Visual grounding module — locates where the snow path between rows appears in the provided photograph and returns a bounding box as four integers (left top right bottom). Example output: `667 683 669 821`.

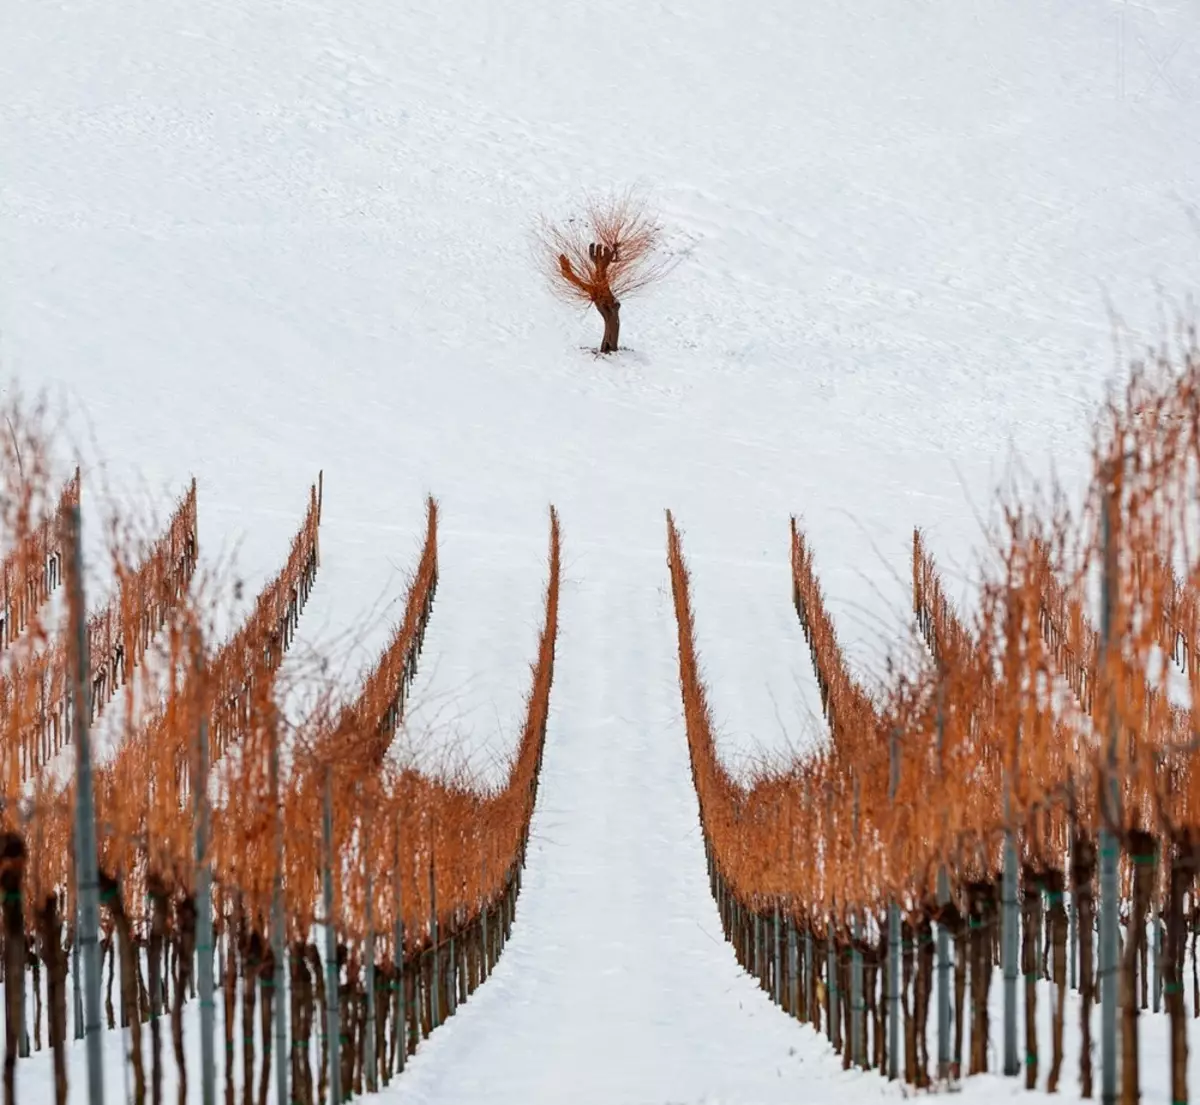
385 551 898 1105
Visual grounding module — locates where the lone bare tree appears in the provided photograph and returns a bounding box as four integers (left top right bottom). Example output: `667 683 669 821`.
538 191 671 354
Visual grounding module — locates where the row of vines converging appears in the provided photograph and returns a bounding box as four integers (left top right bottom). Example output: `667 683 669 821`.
669 336 1200 1103
0 392 562 1105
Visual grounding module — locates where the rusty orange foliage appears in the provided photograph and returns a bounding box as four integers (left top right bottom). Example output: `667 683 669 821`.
537 190 671 308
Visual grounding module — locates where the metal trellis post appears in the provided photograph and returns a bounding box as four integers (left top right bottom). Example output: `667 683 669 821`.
67 503 105 1105
1002 829 1020 1076
1099 473 1119 1105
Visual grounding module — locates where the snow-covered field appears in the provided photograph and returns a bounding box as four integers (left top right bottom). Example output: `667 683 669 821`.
4 0 1200 1099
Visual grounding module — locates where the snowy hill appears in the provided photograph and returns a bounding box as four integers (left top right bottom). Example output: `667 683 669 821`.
4 0 1200 1100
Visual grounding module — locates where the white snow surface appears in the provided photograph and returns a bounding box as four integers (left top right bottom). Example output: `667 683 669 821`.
4 0 1200 1099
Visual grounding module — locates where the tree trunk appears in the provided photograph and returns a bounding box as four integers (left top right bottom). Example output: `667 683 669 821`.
1022 866 1042 1090
1192 900 1199 1018
1191 896 1200 1018
136 939 150 1023
1122 830 1155 1105
104 929 116 1030
915 911 933 1088
1140 915 1149 1010
876 927 887 1073
968 881 992 1075
375 962 388 1088
865 948 880 1071
952 909 967 1080
307 944 327 1105
1046 870 1068 1092
174 895 196 1105
812 927 823 1034
596 298 621 354
1165 839 1195 1105
223 915 237 1105
103 871 146 1105
31 945 41 1052
291 944 314 1105
339 947 354 1101
148 876 169 1105
241 927 260 1105
902 923 916 1084
1075 831 1097 1098
840 937 851 1069
258 942 274 1105
0 833 25 1105
35 893 68 1105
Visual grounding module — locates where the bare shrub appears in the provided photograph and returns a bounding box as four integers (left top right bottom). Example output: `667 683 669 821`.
537 189 673 354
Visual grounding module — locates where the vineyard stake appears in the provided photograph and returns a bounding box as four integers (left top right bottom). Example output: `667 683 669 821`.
322 770 341 1105
1000 566 1020 1078
67 503 105 1105
1098 469 1119 1105
270 714 288 1105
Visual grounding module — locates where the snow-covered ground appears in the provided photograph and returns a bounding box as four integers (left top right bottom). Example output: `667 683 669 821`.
5 0 1200 1099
